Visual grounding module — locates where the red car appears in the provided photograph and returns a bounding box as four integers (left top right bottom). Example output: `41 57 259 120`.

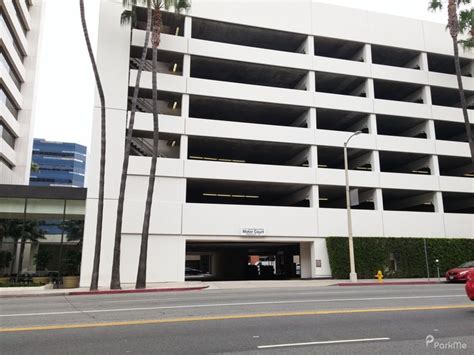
446 261 474 282
466 270 474 301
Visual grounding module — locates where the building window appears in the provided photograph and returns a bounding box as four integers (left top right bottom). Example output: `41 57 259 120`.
0 10 24 60
0 123 16 148
0 49 22 89
0 156 13 169
0 86 19 118
12 1 28 35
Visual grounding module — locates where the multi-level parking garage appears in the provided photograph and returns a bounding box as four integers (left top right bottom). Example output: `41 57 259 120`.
81 1 474 286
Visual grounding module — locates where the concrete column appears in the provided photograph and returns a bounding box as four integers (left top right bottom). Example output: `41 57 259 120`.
426 119 436 140
308 145 318 167
306 35 315 56
300 241 316 278
366 79 375 99
181 94 190 118
433 191 444 213
363 44 372 63
184 16 192 38
371 150 381 172
420 52 429 71
423 85 432 106
183 54 191 78
300 239 332 278
180 135 188 159
368 114 378 134
309 185 319 208
374 188 384 211
308 71 316 93
308 107 317 128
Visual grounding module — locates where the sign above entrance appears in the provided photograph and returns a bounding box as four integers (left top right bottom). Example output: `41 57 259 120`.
241 227 265 236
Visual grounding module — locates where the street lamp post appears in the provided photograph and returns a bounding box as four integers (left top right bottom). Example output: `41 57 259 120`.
344 131 362 282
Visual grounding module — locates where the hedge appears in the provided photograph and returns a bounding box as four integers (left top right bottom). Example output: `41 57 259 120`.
326 237 474 279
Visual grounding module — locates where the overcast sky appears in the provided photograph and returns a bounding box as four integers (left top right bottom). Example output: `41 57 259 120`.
33 0 448 148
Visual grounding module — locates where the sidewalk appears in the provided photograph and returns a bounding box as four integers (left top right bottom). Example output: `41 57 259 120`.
0 278 446 298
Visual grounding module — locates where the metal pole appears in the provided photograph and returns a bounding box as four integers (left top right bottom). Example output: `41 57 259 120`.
344 131 361 283
344 144 357 282
423 238 430 281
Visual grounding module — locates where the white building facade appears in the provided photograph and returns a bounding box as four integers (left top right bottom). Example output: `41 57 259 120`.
0 0 43 185
81 0 474 287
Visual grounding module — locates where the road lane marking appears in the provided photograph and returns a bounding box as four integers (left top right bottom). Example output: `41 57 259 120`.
0 294 466 318
258 337 391 349
1 304 473 333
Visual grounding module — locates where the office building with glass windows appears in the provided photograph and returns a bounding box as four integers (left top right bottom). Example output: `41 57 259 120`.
81 0 474 287
0 0 43 185
30 138 87 187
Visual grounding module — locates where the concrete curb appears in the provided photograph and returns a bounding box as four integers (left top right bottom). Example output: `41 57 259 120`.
0 285 209 298
335 281 442 286
68 285 209 296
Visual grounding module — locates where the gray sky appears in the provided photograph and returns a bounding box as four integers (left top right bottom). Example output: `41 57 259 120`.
33 0 447 148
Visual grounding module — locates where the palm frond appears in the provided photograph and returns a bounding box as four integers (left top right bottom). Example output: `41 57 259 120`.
120 9 133 25
428 0 443 11
458 8 473 33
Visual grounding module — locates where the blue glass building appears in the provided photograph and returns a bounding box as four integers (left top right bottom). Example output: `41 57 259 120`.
30 139 87 187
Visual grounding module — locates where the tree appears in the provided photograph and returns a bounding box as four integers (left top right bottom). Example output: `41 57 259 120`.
79 0 107 290
110 0 153 290
136 0 190 289
429 0 474 161
0 219 45 276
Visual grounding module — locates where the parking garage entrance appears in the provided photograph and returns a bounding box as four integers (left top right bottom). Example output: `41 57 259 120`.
185 242 301 281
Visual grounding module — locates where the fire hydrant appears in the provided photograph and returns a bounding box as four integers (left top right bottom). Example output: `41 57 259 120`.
376 270 384 283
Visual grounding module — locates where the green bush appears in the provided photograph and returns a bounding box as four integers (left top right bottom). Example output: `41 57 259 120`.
326 237 474 279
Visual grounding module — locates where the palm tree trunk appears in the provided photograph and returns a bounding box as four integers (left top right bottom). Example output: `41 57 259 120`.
16 237 26 276
447 0 474 162
111 0 153 290
451 38 474 161
10 239 18 275
136 8 161 289
80 0 107 290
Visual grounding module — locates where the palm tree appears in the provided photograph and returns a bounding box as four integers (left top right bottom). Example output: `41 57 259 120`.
136 0 190 289
429 0 474 161
109 0 153 290
0 219 45 276
79 0 107 290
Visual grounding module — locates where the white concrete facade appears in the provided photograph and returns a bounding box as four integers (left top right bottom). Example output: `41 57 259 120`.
0 0 43 185
81 0 474 287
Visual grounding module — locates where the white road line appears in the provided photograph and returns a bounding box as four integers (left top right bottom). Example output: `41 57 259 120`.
0 294 465 318
258 337 391 349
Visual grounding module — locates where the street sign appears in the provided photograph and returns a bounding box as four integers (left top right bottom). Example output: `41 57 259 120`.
241 227 265 236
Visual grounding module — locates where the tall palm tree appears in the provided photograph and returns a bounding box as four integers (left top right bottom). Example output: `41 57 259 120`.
110 0 153 290
136 0 190 289
79 0 107 290
0 219 44 276
429 0 474 161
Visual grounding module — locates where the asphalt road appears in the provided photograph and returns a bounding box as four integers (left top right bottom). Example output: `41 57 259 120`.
1 283 473 354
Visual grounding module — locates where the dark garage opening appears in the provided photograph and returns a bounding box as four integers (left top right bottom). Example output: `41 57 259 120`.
186 242 301 281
